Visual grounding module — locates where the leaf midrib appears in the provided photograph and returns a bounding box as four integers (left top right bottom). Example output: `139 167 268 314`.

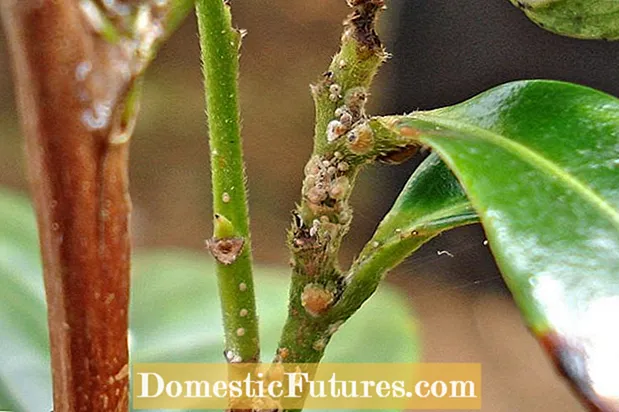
411 201 476 229
376 200 476 252
413 113 619 229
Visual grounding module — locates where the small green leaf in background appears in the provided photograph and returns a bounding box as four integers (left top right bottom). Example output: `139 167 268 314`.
509 0 619 40
364 152 477 264
381 79 619 408
341 153 478 306
0 189 419 412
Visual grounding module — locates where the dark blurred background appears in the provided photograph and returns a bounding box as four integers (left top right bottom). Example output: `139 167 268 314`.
2 1 619 410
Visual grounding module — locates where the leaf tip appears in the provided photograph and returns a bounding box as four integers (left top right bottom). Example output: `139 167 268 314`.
538 331 619 411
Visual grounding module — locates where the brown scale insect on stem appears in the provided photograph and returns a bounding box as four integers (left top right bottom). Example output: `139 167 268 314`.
206 237 245 265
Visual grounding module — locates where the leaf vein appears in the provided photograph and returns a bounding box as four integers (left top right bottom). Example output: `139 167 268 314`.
414 113 619 228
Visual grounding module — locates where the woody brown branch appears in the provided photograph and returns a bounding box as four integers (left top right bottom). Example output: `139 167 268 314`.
1 1 134 411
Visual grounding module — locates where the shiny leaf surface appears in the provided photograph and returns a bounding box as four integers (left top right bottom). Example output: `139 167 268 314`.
379 79 619 408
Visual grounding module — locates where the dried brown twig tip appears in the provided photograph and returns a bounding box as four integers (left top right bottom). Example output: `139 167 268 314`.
345 0 386 51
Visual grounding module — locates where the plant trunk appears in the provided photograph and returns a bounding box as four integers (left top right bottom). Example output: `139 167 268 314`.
1 1 133 411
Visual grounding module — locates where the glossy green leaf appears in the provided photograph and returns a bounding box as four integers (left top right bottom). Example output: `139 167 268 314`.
509 0 619 40
378 79 619 408
0 189 418 411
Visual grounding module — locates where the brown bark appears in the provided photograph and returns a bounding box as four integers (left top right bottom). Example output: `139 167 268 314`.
1 1 134 411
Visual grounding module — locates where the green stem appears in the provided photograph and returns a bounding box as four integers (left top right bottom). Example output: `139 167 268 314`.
277 0 389 366
276 1 472 373
196 0 259 363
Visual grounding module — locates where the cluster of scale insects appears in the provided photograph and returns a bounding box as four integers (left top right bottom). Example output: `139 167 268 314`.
290 75 378 323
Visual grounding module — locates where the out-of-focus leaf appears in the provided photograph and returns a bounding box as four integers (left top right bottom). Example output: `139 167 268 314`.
0 191 51 412
378 79 619 409
0 189 418 411
131 250 419 365
509 0 619 40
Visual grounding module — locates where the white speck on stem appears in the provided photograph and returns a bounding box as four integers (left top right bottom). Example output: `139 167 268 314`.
236 328 245 337
135 5 151 34
337 162 349 172
327 120 346 143
309 219 320 237
239 282 247 292
329 84 341 96
82 101 112 130
222 192 231 203
239 309 248 317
